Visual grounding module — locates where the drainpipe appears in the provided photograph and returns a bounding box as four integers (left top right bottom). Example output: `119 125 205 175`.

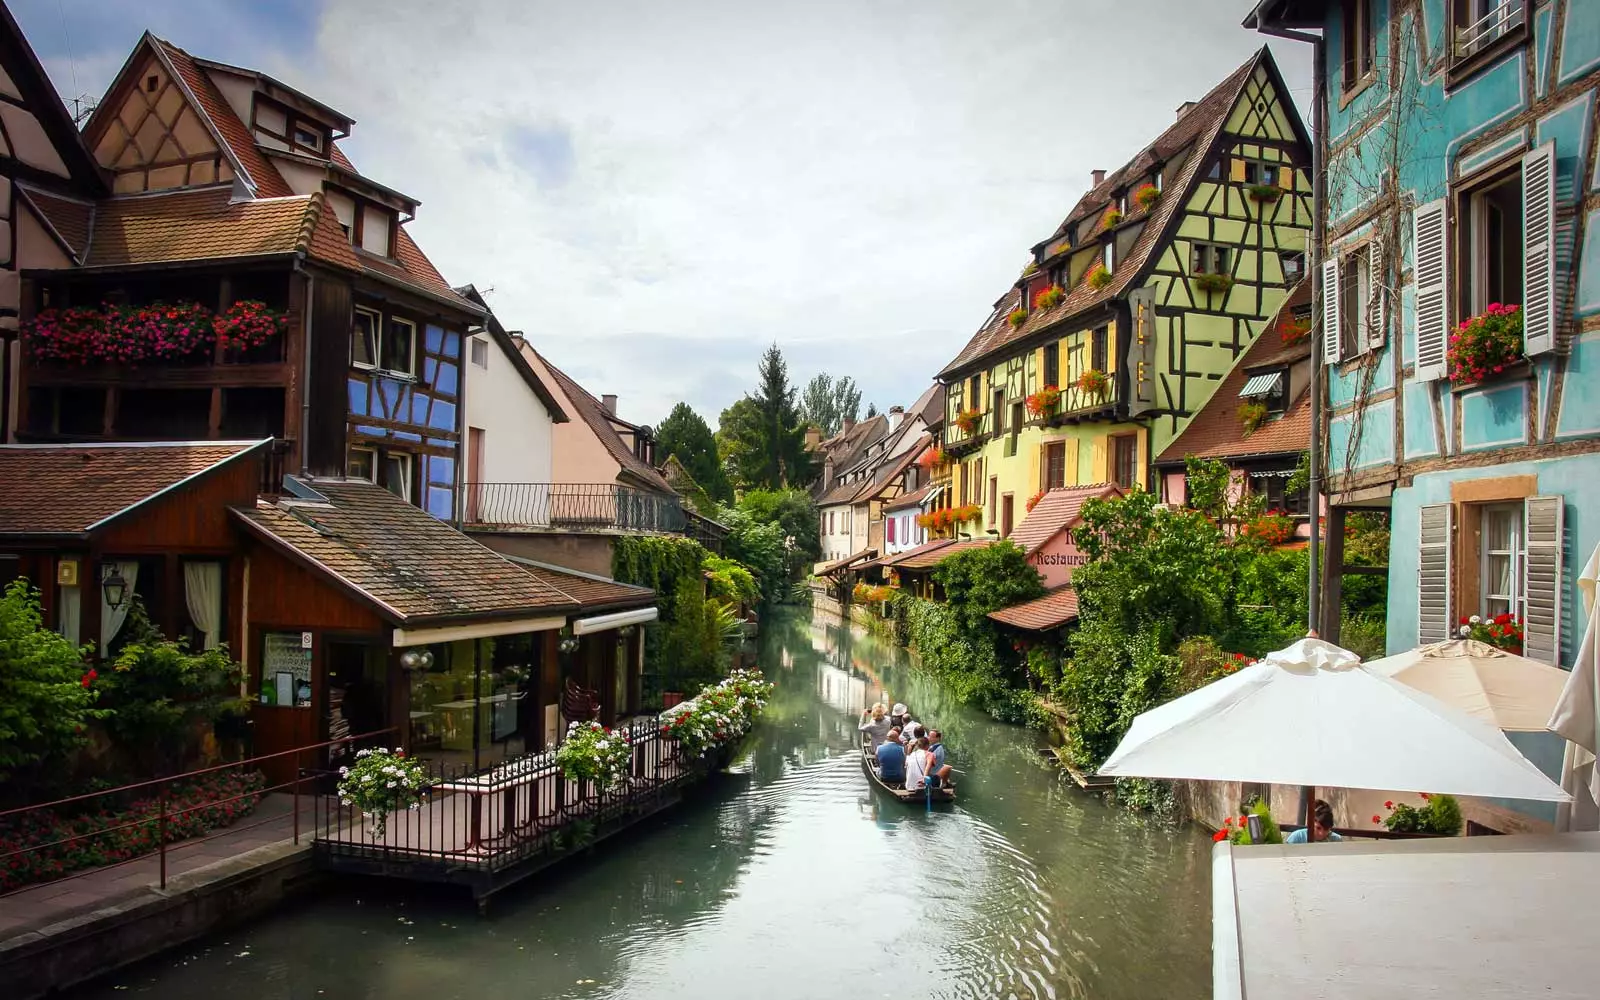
1254 24 1326 636
299 261 314 478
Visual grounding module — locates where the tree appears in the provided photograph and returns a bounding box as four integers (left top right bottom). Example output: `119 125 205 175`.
866 402 878 418
0 579 103 793
715 397 766 492
716 345 818 490
737 488 821 563
656 402 731 503
932 541 1046 633
799 373 862 438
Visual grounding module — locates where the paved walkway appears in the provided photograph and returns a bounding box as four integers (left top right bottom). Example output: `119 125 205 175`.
0 793 315 943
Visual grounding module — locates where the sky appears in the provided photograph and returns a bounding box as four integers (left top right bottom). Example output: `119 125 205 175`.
13 0 1310 429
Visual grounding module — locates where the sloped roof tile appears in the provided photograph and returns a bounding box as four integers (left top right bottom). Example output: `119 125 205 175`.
516 562 654 612
1008 483 1122 556
19 187 94 260
989 586 1079 631
153 38 293 199
79 186 357 270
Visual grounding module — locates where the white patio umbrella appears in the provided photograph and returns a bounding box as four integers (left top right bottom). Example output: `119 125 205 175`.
1099 637 1570 803
1549 542 1600 831
1366 639 1571 732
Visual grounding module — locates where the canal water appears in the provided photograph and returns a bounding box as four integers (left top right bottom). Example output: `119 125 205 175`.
69 608 1212 1000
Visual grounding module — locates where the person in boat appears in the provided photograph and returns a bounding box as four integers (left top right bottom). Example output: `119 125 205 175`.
890 703 910 730
875 727 907 785
858 703 892 749
903 736 934 792
903 720 925 745
1284 799 1342 843
926 729 953 788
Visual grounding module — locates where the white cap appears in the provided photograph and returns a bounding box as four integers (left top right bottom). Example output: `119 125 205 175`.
892 703 907 716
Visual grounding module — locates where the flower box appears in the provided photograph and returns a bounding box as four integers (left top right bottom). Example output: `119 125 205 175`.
1447 303 1524 387
1025 385 1061 416
953 407 981 435
916 445 945 469
1278 318 1311 345
1008 306 1029 328
25 300 288 366
1193 272 1234 296
1101 207 1123 231
1133 183 1160 210
1076 369 1110 397
1034 284 1065 309
1025 489 1048 513
1086 263 1112 291
1245 183 1283 203
1239 399 1268 436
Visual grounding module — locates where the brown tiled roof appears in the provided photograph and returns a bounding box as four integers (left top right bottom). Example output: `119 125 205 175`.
79 187 359 270
815 548 877 576
937 52 1263 379
153 38 293 199
0 441 262 535
1157 280 1313 466
1008 483 1122 556
884 481 935 513
233 479 579 623
532 350 676 494
892 539 989 571
516 562 654 612
988 587 1079 631
20 187 94 261
852 435 929 503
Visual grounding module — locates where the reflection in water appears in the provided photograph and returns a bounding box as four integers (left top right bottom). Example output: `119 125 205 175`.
68 608 1210 1000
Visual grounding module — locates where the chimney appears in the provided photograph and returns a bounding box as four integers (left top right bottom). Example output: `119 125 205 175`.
1091 169 1106 187
507 329 526 344
1175 101 1198 121
842 416 856 435
601 394 618 416
804 425 823 450
887 405 905 431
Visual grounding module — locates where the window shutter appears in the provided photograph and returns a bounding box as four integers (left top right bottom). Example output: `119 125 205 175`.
1523 495 1564 665
1417 503 1454 644
1321 257 1343 365
1366 236 1387 350
1413 198 1450 381
1522 141 1558 356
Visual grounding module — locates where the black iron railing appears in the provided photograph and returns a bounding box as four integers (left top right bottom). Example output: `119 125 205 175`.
464 482 686 533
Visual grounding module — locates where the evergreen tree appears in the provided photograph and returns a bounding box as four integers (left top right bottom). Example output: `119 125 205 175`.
717 345 818 489
656 402 731 502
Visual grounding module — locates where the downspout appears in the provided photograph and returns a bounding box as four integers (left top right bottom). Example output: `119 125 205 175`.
1255 24 1326 635
457 325 479 531
299 260 314 478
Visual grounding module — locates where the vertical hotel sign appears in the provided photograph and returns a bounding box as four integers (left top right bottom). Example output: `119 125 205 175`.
1127 287 1157 417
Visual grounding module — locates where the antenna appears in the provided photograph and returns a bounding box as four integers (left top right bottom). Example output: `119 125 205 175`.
67 95 97 126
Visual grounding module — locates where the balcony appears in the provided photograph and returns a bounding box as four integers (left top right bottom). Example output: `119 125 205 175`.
464 483 686 534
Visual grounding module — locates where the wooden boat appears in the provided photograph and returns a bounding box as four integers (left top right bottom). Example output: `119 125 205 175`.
860 734 956 804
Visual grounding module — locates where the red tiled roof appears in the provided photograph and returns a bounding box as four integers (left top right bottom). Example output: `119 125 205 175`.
517 562 654 611
0 441 263 535
1008 483 1122 556
885 481 935 513
153 38 293 199
989 587 1079 631
532 350 676 494
892 539 989 571
20 187 94 261
1157 280 1313 465
233 479 579 623
938 52 1264 379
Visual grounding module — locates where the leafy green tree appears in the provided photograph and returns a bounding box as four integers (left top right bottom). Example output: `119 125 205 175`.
932 541 1045 633
0 579 103 791
657 402 731 503
716 345 818 490
714 504 789 607
738 488 821 563
799 373 862 438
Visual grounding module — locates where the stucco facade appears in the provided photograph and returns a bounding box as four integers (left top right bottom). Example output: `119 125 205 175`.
463 330 554 487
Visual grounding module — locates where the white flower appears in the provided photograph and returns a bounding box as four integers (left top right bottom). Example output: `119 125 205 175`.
387 781 398 788
1459 625 1472 637
339 766 350 777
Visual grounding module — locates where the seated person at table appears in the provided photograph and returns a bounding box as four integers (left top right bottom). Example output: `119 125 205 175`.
875 728 906 784
903 737 933 792
1284 800 1343 843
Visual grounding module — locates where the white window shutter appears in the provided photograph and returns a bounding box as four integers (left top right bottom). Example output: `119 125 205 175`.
1321 257 1343 365
1366 236 1387 350
1523 495 1564 665
1417 503 1454 644
1413 198 1449 382
1522 141 1558 356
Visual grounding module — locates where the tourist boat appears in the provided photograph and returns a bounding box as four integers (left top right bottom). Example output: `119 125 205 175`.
859 734 956 804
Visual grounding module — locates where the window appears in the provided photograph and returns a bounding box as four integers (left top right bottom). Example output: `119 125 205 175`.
292 124 324 152
1102 242 1115 273
1340 0 1374 92
1480 503 1521 619
829 511 835 534
1043 342 1060 389
992 388 1005 438
383 452 413 502
1282 250 1306 284
1255 472 1308 516
351 307 380 369
988 477 998 527
347 445 377 481
1110 435 1138 489
1116 191 1128 214
1043 441 1066 490
1206 159 1223 180
1091 326 1108 374
1191 243 1231 276
470 337 489 369
1456 168 1522 317
380 316 417 376
1452 0 1526 62
1338 249 1368 357
1240 368 1288 415
1242 160 1278 187
968 373 981 403
360 205 395 256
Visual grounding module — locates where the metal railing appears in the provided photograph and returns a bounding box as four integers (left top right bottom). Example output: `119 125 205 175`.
1454 0 1524 59
464 482 686 533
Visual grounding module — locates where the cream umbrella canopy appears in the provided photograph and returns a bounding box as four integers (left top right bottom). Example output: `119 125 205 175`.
1098 637 1570 802
1365 639 1572 731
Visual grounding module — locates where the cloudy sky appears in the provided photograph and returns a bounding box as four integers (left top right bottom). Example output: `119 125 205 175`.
15 0 1309 428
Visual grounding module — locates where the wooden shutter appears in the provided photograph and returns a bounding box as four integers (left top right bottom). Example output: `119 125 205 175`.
1321 257 1343 365
1413 198 1449 381
1417 503 1454 644
1522 141 1558 356
1366 236 1387 350
1523 495 1564 665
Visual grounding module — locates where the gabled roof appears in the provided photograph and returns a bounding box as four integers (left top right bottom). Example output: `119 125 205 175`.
814 547 877 576
0 4 106 192
1008 483 1123 556
851 432 929 503
891 539 989 571
937 49 1276 380
18 185 94 262
455 285 568 423
884 481 935 513
233 478 579 625
1156 280 1313 466
149 35 293 198
989 586 1079 631
910 383 944 428
529 348 675 494
190 56 355 134
0 440 266 536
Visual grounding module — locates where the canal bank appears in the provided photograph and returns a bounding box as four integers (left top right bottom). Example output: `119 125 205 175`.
58 608 1213 1000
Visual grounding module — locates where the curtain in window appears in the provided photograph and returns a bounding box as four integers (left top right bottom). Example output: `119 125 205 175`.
184 561 224 650
58 586 81 647
99 560 139 656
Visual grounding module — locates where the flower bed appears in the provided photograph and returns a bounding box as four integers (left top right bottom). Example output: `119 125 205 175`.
1025 385 1061 416
0 769 265 892
1447 303 1522 385
1077 369 1109 397
659 669 775 757
1133 183 1160 210
853 582 895 604
555 721 634 790
1458 613 1524 654
1086 263 1112 290
337 747 431 838
26 300 288 366
1034 284 1065 310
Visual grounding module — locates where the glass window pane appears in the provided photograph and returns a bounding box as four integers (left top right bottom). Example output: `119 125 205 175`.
1484 507 1514 551
383 318 415 374
1485 552 1513 598
384 455 411 501
352 310 377 367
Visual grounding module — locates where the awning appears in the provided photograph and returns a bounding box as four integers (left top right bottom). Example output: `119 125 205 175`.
573 606 660 635
813 548 877 576
394 615 568 647
988 587 1079 631
1239 371 1283 398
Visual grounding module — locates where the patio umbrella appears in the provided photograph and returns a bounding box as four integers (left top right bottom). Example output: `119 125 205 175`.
1365 639 1571 732
1550 542 1600 831
1098 637 1570 802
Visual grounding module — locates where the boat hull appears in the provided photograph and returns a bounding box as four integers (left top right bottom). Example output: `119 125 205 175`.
860 736 956 804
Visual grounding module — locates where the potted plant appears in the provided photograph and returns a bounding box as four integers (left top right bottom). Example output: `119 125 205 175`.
214 299 288 355
1101 206 1123 230
1245 183 1283 203
1025 385 1061 416
1377 794 1463 836
1077 369 1110 397
1446 303 1524 386
1134 183 1160 210
1238 399 1268 436
1034 284 1065 309
916 444 945 469
952 503 983 524
1008 305 1029 328
337 747 431 839
1214 799 1284 844
1194 272 1234 295
953 407 981 435
1458 613 1525 654
1086 262 1112 291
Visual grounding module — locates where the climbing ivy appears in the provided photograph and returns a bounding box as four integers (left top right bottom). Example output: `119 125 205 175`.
612 535 709 620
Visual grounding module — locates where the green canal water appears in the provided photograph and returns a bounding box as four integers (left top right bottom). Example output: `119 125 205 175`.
68 608 1213 1000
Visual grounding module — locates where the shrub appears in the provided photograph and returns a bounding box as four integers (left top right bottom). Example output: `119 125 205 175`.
0 579 102 792
1240 509 1295 546
1086 263 1112 290
1114 777 1178 819
1380 793 1462 836
1238 399 1268 436
555 721 634 790
704 556 760 607
934 541 1046 633
1447 303 1523 384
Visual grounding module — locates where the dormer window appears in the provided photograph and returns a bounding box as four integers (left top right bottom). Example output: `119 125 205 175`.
1102 242 1115 272
1116 191 1128 214
292 124 324 153
1240 367 1289 415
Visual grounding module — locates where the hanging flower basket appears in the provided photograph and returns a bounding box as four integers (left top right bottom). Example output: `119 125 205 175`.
556 720 634 789
1025 489 1048 513
1034 284 1065 310
337 747 430 840
1194 272 1234 296
1133 183 1160 210
1239 399 1268 436
1008 306 1029 328
1245 183 1283 203
1086 263 1112 291
1025 385 1061 416
953 408 981 435
1077 369 1110 397
1447 303 1523 385
1100 207 1123 231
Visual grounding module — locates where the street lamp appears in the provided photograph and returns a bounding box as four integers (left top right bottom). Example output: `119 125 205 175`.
101 566 128 610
